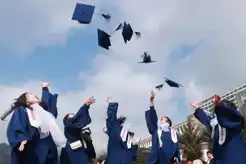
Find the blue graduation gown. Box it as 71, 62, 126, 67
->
7, 106, 40, 164
106, 102, 133, 164
129, 144, 138, 161
60, 104, 91, 164
194, 103, 246, 164
145, 106, 180, 164
35, 87, 59, 164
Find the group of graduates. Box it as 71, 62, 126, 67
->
2, 82, 246, 164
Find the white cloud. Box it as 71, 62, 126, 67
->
1, 0, 246, 155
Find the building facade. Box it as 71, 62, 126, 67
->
138, 82, 246, 150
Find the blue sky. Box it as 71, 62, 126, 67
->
0, 29, 98, 92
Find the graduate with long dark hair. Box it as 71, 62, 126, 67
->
3, 91, 41, 164
104, 97, 138, 164
35, 82, 59, 164
1, 82, 66, 164
190, 95, 246, 164
60, 96, 96, 164
145, 91, 180, 164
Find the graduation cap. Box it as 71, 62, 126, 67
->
155, 84, 164, 90
122, 22, 141, 43
164, 77, 183, 88
72, 3, 111, 24
101, 13, 111, 21
98, 29, 111, 50
138, 52, 156, 63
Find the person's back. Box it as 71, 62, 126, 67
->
105, 101, 132, 164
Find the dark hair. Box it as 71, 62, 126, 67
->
63, 114, 70, 125
221, 100, 237, 110
81, 131, 92, 142
11, 93, 29, 110
166, 116, 172, 127
81, 132, 96, 160
207, 151, 212, 154
214, 99, 238, 112
128, 131, 135, 137
117, 116, 126, 126
1, 93, 28, 121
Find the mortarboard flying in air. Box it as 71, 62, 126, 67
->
97, 29, 111, 50
155, 84, 164, 90
138, 52, 156, 63
121, 22, 141, 43
164, 77, 183, 88
72, 3, 111, 24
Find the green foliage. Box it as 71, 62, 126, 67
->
178, 118, 212, 161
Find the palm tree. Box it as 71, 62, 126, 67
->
178, 117, 212, 161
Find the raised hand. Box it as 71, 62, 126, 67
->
211, 95, 221, 104
85, 96, 96, 106
150, 91, 155, 102
40, 81, 50, 88
189, 101, 199, 110
105, 97, 112, 103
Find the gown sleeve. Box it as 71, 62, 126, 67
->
130, 144, 138, 161
106, 102, 119, 134
66, 104, 91, 128
7, 107, 29, 150
85, 140, 96, 160
145, 106, 158, 135
215, 102, 243, 130
174, 141, 181, 162
194, 108, 212, 128
41, 87, 58, 118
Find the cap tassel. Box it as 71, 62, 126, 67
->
101, 14, 111, 21
115, 23, 123, 31
135, 32, 141, 39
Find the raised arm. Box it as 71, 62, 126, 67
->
40, 82, 58, 118
106, 101, 119, 133
190, 101, 212, 128
66, 97, 95, 128
194, 108, 213, 128
145, 91, 158, 134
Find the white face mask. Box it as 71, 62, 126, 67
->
160, 122, 170, 131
